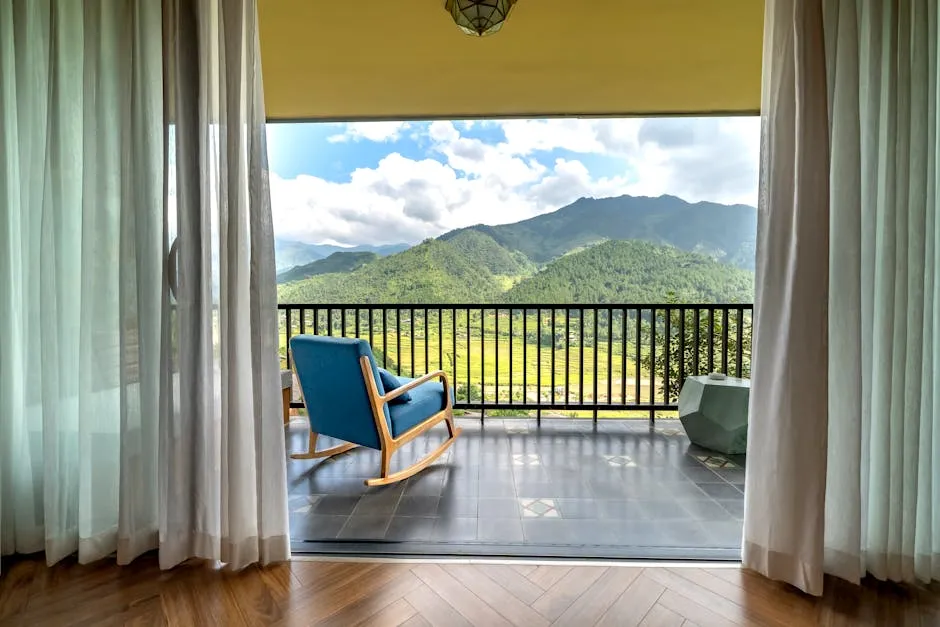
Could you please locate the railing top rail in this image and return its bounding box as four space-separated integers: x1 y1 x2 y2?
277 303 754 310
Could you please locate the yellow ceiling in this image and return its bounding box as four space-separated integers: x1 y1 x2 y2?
258 1 763 120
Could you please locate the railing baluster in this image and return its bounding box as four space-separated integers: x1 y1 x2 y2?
579 309 585 405
396 308 401 376
438 308 443 371
327 308 333 336
299 306 306 336
313 308 319 335
707 309 715 373
736 307 744 377
650 308 657 411
693 307 700 375
721 308 730 374
536 309 542 410
466 308 471 405
381 308 387 368
495 308 500 405
424 308 429 375
368 308 374 347
509 309 513 406
664 306 671 404
679 307 686 393
481 308 486 407
621 309 627 405
355 308 360 337
523 309 528 406
285 307 293 370
635 309 641 405
607 308 613 406
341 308 347 337
408 308 414 376
551 309 556 405
593 308 598 410
565 308 571 406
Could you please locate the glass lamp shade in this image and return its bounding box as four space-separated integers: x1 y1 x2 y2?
444 0 519 37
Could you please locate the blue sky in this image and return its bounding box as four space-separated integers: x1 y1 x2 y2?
266 118 760 247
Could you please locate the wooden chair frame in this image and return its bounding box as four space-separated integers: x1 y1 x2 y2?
290 357 461 486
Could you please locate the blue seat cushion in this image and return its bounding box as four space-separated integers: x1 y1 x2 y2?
377 367 412 404
387 377 454 438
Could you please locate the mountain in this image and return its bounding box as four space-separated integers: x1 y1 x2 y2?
276 251 378 284
439 194 757 269
277 237 510 304
274 239 409 272
502 240 754 304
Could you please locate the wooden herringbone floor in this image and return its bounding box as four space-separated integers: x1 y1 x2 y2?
1 555 939 626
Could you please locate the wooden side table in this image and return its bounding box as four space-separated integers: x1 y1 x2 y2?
281 369 293 424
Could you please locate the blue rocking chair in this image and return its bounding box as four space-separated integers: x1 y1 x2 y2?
289 335 461 486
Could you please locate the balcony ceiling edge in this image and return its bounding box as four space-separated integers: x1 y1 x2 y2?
258 0 764 121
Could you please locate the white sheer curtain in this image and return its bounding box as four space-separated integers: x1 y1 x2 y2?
0 0 288 572
161 0 289 570
745 0 940 595
0 0 164 567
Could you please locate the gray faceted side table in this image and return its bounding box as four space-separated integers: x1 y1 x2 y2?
678 375 750 455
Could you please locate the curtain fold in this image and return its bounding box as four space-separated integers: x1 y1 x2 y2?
746 0 940 594
1 0 288 573
160 0 289 570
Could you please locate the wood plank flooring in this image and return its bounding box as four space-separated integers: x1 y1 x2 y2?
1 554 938 626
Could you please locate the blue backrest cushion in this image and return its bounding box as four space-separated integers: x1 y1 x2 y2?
289 335 390 450
377 367 412 404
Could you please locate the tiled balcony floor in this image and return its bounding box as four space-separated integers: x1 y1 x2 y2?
286 417 745 559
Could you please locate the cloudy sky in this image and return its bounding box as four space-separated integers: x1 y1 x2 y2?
266 117 760 247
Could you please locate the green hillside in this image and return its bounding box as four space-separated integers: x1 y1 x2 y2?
445 230 535 276
440 194 757 269
502 240 754 304
277 251 378 284
277 238 507 304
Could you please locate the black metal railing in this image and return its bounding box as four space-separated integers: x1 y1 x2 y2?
278 304 752 420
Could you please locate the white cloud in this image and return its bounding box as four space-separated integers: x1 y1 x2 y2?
327 121 410 143
271 117 760 246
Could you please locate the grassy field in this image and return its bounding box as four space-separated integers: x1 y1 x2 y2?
278 308 667 406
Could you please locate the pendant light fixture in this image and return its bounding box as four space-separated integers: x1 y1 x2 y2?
444 0 519 37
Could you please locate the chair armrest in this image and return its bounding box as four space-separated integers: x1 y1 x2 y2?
381 370 449 403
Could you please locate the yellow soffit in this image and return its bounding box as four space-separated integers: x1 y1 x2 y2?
258 0 764 121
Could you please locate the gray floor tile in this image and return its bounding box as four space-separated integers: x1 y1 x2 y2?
681 466 726 483
337 515 391 540
479 498 521 518
676 498 737 522
432 517 478 542
312 495 361 516
396 495 440 517
353 492 402 515
478 517 524 542
638 499 693 521
555 498 601 519
437 497 478 518
701 520 744 547
698 483 743 500
404 473 445 497
656 521 714 548
717 498 745 519
385 516 436 541
522 519 580 544
479 480 516 497
290 514 348 540
598 500 648 520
